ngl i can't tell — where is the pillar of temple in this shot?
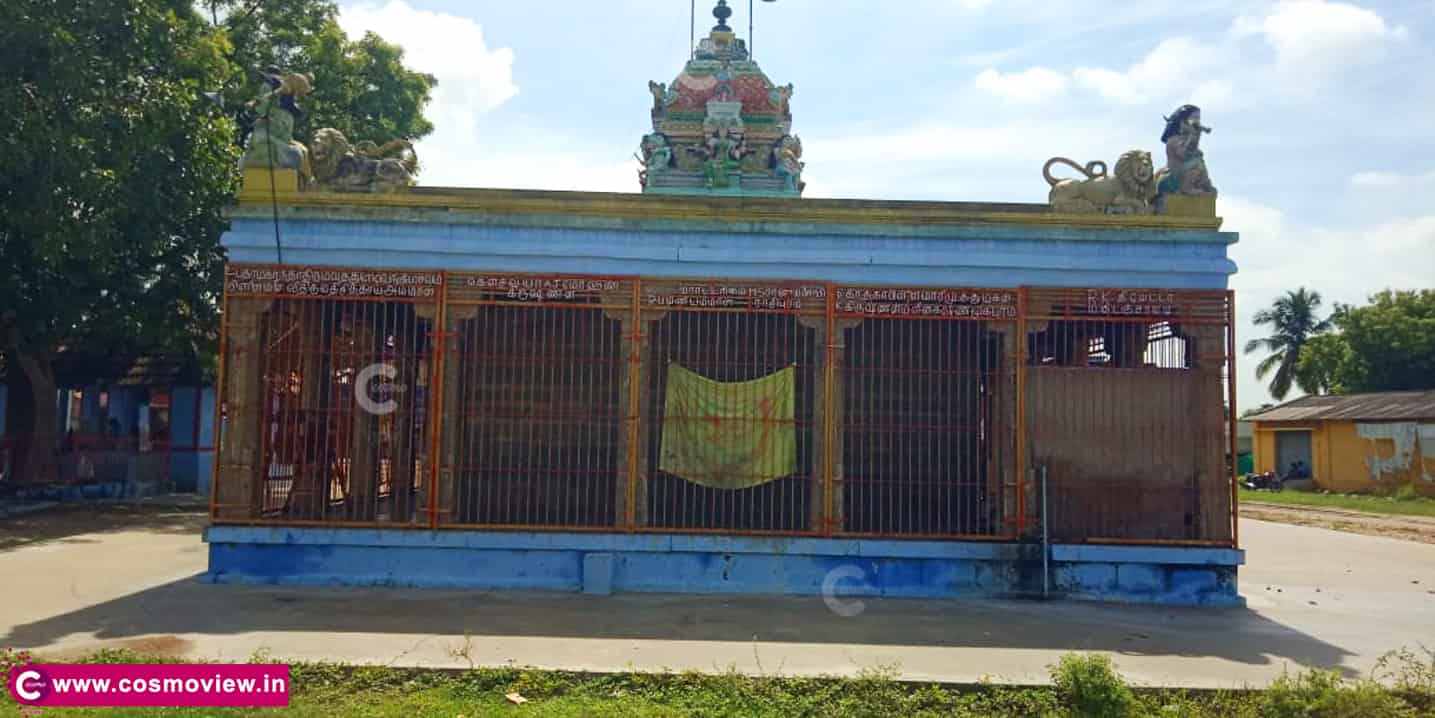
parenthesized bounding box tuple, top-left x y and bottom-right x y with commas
(1186, 322, 1232, 542)
(214, 298, 271, 519)
(797, 315, 862, 534)
(985, 323, 1019, 535)
(1021, 318, 1047, 535)
(605, 296, 666, 528)
(393, 304, 438, 524)
(345, 313, 380, 521)
(436, 304, 478, 525)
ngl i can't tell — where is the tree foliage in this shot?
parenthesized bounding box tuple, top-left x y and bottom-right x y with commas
(1244, 288, 1332, 400)
(1, 0, 240, 372)
(1328, 290, 1435, 392)
(1295, 333, 1354, 396)
(1, 0, 435, 374)
(1, 0, 434, 481)
(210, 0, 435, 146)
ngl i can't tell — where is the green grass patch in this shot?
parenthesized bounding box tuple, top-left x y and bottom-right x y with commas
(3, 648, 1433, 717)
(1239, 485, 1435, 519)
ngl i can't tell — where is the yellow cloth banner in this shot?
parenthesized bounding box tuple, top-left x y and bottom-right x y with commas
(659, 363, 797, 490)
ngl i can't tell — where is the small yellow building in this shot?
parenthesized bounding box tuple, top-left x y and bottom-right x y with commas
(1249, 391, 1435, 496)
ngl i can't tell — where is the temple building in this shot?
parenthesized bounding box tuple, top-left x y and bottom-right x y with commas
(206, 5, 1244, 606)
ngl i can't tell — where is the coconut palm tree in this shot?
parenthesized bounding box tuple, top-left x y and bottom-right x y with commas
(1244, 288, 1332, 400)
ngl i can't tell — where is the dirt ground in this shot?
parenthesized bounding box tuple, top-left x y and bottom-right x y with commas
(1240, 502, 1435, 545)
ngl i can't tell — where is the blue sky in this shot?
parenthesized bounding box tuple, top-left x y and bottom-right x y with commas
(336, 0, 1435, 410)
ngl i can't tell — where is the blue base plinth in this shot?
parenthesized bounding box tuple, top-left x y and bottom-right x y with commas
(204, 527, 1245, 607)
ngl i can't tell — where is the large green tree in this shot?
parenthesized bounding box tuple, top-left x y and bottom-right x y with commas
(1, 0, 239, 479)
(208, 0, 435, 146)
(1244, 288, 1332, 401)
(1, 0, 433, 481)
(1327, 290, 1435, 392)
(1294, 333, 1353, 396)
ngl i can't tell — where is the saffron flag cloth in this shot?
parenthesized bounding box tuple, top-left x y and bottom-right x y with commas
(659, 363, 797, 490)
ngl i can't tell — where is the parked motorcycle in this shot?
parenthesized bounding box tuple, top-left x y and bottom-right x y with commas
(1242, 471, 1283, 492)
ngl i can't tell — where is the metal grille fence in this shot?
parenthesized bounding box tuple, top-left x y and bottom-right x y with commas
(639, 280, 823, 533)
(441, 274, 629, 529)
(212, 265, 1237, 547)
(1026, 288, 1236, 544)
(213, 266, 440, 525)
(835, 287, 1019, 538)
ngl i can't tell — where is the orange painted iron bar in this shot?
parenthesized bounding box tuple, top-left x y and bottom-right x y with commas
(211, 517, 1011, 543)
(227, 292, 433, 305)
(626, 279, 642, 531)
(450, 299, 637, 312)
(1083, 537, 1235, 547)
(822, 286, 836, 536)
(445, 268, 642, 283)
(208, 278, 231, 519)
(1227, 289, 1239, 549)
(1015, 286, 1028, 535)
(427, 277, 447, 529)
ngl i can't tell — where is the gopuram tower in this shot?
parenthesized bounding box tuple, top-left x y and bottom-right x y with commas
(637, 1, 803, 196)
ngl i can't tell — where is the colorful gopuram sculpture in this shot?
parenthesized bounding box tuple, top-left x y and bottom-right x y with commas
(638, 1, 804, 196)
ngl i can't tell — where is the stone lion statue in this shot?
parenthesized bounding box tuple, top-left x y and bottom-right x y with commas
(308, 128, 417, 192)
(1043, 150, 1156, 215)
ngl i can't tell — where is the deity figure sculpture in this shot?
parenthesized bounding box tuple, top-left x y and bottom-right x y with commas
(1155, 104, 1216, 204)
(692, 122, 748, 189)
(635, 133, 673, 187)
(712, 64, 737, 103)
(648, 81, 678, 116)
(773, 135, 804, 193)
(769, 83, 794, 117)
(241, 69, 313, 183)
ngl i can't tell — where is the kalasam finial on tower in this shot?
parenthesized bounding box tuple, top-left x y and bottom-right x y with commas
(712, 0, 733, 32)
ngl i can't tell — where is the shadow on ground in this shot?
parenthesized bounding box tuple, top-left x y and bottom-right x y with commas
(0, 502, 208, 551)
(0, 574, 1358, 676)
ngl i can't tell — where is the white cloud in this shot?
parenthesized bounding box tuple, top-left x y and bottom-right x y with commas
(1073, 37, 1225, 108)
(798, 115, 1144, 202)
(461, 144, 637, 193)
(1348, 170, 1435, 189)
(1191, 80, 1233, 109)
(804, 118, 1118, 170)
(1071, 68, 1140, 105)
(1226, 195, 1435, 408)
(972, 66, 1069, 103)
(1234, 1, 1406, 84)
(338, 1, 517, 186)
(954, 0, 995, 10)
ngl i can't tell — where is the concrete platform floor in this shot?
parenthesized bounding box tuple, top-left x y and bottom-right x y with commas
(0, 511, 1431, 689)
